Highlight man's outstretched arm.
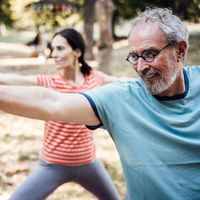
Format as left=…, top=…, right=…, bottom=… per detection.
left=0, top=73, right=37, bottom=86
left=0, top=85, right=100, bottom=126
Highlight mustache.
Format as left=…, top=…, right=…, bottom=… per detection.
left=137, top=67, right=161, bottom=78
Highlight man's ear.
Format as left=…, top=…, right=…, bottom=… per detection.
left=176, top=41, right=187, bottom=62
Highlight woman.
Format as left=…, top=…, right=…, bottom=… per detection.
left=4, top=28, right=121, bottom=200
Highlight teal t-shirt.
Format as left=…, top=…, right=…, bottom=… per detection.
left=83, top=66, right=200, bottom=200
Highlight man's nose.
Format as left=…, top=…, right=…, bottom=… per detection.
left=135, top=57, right=149, bottom=73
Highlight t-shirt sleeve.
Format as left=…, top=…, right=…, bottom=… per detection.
left=82, top=81, right=128, bottom=131
left=81, top=92, right=103, bottom=130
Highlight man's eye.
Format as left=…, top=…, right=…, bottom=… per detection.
left=130, top=53, right=138, bottom=60
left=143, top=51, right=158, bottom=58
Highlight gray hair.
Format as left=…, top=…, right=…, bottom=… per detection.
left=129, top=8, right=189, bottom=46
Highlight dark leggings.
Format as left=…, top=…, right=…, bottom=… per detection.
left=9, top=159, right=121, bottom=200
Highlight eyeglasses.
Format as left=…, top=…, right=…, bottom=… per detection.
left=126, top=43, right=173, bottom=65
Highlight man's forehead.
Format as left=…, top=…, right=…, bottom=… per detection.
left=128, top=23, right=167, bottom=51
left=129, top=22, right=163, bottom=40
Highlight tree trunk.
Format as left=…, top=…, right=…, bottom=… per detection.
left=96, top=0, right=115, bottom=74
left=0, top=23, right=6, bottom=37
left=83, top=0, right=96, bottom=60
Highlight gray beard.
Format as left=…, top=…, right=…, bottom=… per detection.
left=141, top=68, right=178, bottom=95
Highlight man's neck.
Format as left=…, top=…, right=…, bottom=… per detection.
left=158, top=69, right=185, bottom=97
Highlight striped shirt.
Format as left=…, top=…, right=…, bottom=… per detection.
left=36, top=70, right=107, bottom=166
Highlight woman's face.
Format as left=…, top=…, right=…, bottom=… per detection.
left=51, top=34, right=80, bottom=70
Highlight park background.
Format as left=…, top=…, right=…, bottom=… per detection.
left=0, top=0, right=200, bottom=199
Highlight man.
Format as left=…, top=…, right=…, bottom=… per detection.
left=0, top=8, right=200, bottom=200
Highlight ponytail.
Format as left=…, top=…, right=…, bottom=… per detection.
left=79, top=56, right=92, bottom=75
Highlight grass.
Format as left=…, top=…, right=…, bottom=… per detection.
left=0, top=114, right=125, bottom=200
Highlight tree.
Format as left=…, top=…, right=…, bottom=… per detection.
left=83, top=0, right=96, bottom=60
left=0, top=0, right=14, bottom=35
left=96, top=0, right=115, bottom=74
left=112, top=0, right=200, bottom=38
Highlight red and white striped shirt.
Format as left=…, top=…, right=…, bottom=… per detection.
left=37, top=70, right=107, bottom=166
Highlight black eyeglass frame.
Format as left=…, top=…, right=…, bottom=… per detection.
left=126, top=43, right=175, bottom=65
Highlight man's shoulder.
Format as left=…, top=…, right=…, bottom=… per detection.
left=85, top=78, right=141, bottom=98
left=184, top=66, right=200, bottom=85
left=184, top=65, right=200, bottom=73
left=105, top=78, right=142, bottom=92
left=113, top=78, right=141, bottom=86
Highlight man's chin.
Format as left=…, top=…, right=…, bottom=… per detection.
left=144, top=83, right=166, bottom=95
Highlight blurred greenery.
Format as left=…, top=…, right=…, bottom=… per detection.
left=112, top=0, right=200, bottom=21
left=0, top=0, right=13, bottom=27
left=0, top=0, right=199, bottom=34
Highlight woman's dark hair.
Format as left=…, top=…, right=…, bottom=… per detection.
left=53, top=28, right=92, bottom=75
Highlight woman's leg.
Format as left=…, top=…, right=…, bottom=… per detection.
left=9, top=160, right=73, bottom=200
left=74, top=159, right=122, bottom=200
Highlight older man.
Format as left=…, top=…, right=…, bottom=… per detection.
left=0, top=8, right=200, bottom=200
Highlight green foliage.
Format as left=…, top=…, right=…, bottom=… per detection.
left=25, top=2, right=67, bottom=28
left=0, top=0, right=85, bottom=30
left=1, top=0, right=200, bottom=33
left=113, top=0, right=200, bottom=22
left=0, top=0, right=14, bottom=27
left=112, top=0, right=200, bottom=38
